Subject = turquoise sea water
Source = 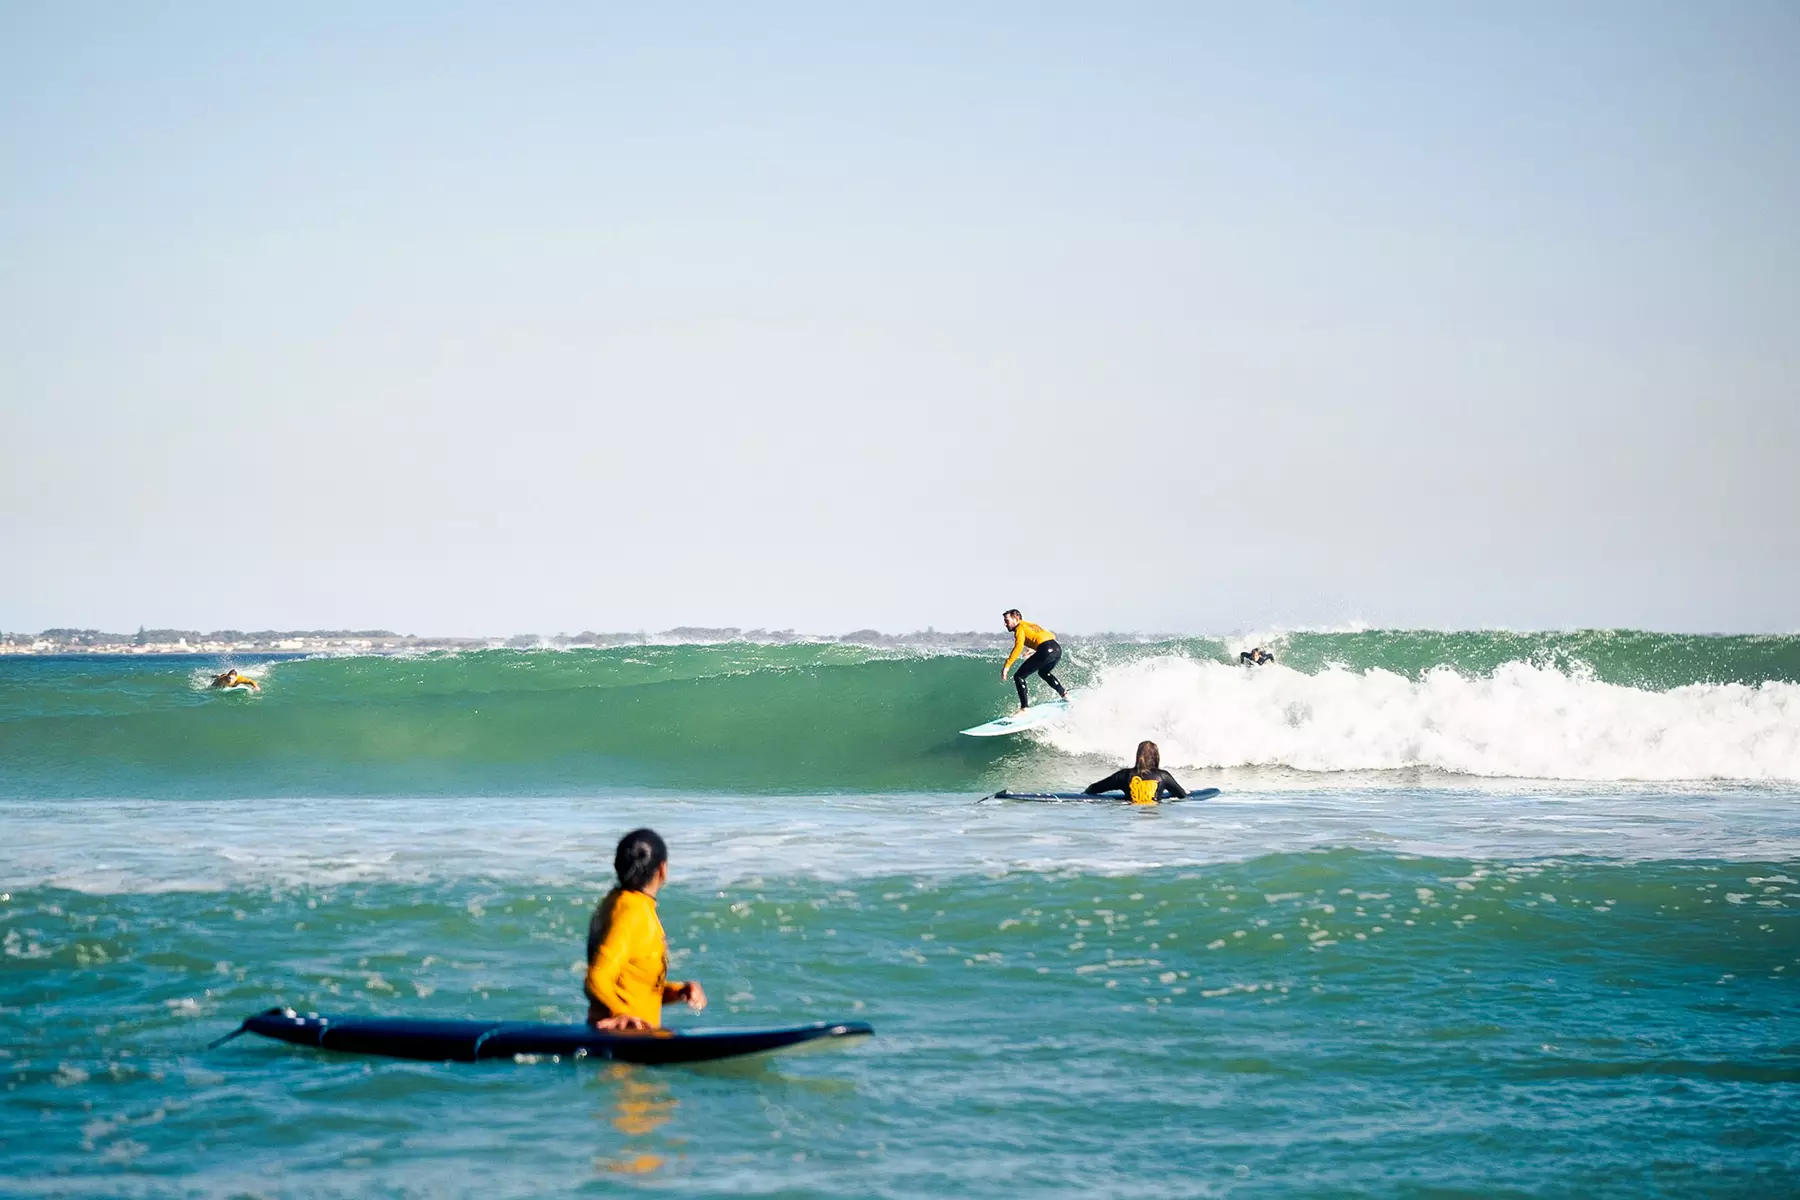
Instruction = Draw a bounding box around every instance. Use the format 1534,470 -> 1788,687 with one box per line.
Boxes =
3,638 -> 1798,1195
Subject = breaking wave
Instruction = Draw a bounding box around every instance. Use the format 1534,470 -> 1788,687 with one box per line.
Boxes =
2,630 -> 1797,796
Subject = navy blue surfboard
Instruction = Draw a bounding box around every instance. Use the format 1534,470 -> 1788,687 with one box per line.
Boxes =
986,787 -> 1221,803
215,1007 -> 872,1065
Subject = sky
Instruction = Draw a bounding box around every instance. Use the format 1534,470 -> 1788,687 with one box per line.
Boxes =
2,1 -> 1797,636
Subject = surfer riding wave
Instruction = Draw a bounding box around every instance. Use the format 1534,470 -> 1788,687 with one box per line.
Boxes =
1001,609 -> 1067,711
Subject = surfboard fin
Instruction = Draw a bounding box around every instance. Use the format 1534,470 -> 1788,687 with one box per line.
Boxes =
208,1006 -> 284,1050
206,1024 -> 250,1050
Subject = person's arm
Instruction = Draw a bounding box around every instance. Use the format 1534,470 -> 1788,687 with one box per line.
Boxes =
663,980 -> 707,1010
1158,770 -> 1188,799
1084,768 -> 1132,796
1001,626 -> 1027,677
585,900 -> 649,1027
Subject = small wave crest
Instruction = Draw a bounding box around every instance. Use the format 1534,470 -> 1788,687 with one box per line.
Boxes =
1044,656 -> 1800,782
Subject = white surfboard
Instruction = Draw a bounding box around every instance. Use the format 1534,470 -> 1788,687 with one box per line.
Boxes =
960,698 -> 1072,737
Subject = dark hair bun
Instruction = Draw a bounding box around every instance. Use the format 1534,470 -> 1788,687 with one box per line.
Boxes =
614,828 -> 669,891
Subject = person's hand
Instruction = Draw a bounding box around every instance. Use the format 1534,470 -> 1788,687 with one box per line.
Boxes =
999,669 -> 1008,680
591,1013 -> 654,1033
672,981 -> 707,1012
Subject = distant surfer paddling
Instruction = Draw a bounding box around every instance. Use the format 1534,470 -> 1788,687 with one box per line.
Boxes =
1239,647 -> 1274,667
209,668 -> 259,691
1000,609 -> 1068,712
1084,740 -> 1189,805
585,828 -> 707,1033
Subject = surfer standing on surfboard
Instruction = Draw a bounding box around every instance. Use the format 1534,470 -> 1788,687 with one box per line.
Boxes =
1001,609 -> 1068,711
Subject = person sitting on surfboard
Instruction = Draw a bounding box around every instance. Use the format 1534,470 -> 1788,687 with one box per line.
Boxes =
1083,740 -> 1189,805
585,827 -> 707,1033
210,668 -> 259,690
1001,609 -> 1067,711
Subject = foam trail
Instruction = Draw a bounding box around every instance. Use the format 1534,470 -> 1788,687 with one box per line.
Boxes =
1045,657 -> 1800,782
8,787 -> 1799,894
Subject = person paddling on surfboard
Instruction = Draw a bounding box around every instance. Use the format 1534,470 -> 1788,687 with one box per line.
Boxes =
1083,740 -> 1189,805
585,828 -> 707,1033
1001,609 -> 1068,712
210,668 -> 259,690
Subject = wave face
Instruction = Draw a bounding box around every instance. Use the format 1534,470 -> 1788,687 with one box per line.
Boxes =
1,630 -> 1798,797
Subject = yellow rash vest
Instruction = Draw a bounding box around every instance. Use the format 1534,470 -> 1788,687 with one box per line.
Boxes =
584,889 -> 669,1026
1002,621 -> 1056,673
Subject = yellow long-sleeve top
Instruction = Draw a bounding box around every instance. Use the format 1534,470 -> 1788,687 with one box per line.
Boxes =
1002,621 -> 1056,673
584,888 -> 668,1026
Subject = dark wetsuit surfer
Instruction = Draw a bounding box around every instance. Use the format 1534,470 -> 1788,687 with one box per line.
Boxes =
1000,609 -> 1067,710
1240,647 -> 1274,666
1084,740 -> 1189,805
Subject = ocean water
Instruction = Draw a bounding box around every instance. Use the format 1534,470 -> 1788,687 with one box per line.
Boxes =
2,634 -> 1797,1196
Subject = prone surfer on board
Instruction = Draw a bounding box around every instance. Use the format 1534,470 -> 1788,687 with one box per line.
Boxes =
1239,647 -> 1274,666
1084,741 -> 1189,805
585,828 -> 707,1032
210,668 -> 259,690
1000,609 -> 1068,712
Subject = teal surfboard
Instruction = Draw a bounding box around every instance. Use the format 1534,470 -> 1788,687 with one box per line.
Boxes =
960,698 -> 1071,737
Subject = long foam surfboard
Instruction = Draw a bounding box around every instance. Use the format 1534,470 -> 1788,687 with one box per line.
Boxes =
960,697 -> 1072,737
987,788 -> 1222,804
215,1007 -> 873,1066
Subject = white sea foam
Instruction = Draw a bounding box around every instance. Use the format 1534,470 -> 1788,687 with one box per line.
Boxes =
185,660 -> 283,692
1043,656 -> 1800,782
6,784 -> 1799,896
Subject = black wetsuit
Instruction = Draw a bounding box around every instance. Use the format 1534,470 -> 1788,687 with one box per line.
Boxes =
1083,768 -> 1188,800
1240,649 -> 1274,666
1014,640 -> 1066,707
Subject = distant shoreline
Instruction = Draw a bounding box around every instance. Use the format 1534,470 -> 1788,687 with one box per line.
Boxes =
1,626 -> 1785,657
0,627 -> 1016,656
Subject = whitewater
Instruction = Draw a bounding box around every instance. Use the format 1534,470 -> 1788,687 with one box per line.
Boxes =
1050,656 -> 1800,783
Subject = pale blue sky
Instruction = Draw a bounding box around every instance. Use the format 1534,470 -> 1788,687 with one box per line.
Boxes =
3,2 -> 1796,635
